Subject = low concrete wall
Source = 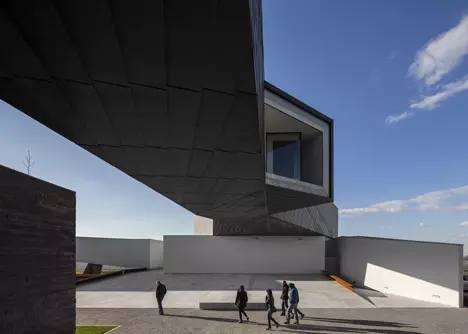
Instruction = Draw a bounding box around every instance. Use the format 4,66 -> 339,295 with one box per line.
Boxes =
76,237 -> 163,269
164,235 -> 325,274
338,236 -> 463,307
0,165 -> 76,333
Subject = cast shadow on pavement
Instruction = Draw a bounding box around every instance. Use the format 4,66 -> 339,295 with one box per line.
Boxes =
165,313 -> 422,334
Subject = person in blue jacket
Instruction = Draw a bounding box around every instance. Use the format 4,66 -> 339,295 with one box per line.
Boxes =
284,283 -> 299,324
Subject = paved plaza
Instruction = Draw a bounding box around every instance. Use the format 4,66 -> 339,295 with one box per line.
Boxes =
77,270 -> 449,309
77,308 -> 468,334
77,271 -> 466,332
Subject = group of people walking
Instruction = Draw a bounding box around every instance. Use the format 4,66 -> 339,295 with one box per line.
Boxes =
235,280 -> 305,330
156,280 -> 304,330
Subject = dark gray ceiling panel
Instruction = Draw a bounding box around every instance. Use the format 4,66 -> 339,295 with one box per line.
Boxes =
57,80 -> 120,146
131,85 -> 168,147
266,184 -> 332,215
193,90 -> 235,150
110,0 -> 166,88
94,82 -> 145,147
166,87 -> 201,149
54,0 -> 128,85
271,204 -> 338,238
0,7 -> 49,80
4,0 -> 89,83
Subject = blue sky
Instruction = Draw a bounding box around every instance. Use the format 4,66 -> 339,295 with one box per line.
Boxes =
1,0 -> 468,251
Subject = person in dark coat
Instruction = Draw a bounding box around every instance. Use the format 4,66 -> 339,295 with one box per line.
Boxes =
156,281 -> 167,315
265,289 -> 280,330
234,285 -> 249,323
280,280 -> 289,315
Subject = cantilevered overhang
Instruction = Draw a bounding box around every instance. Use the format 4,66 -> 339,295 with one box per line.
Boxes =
0,0 -> 336,238
0,0 -> 267,223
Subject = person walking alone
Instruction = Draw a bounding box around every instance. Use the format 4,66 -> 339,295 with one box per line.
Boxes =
234,285 -> 249,323
284,283 -> 299,325
280,280 -> 289,316
156,281 -> 167,315
265,289 -> 280,330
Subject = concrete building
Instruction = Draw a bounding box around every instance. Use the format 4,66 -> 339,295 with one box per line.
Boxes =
0,1 -> 465,333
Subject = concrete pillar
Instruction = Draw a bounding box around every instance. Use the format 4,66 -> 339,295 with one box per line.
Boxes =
0,166 -> 76,333
194,215 -> 213,235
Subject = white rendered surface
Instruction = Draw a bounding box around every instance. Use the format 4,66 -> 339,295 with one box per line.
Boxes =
338,237 -> 463,307
164,236 -> 325,274
193,215 -> 213,235
76,237 -> 163,269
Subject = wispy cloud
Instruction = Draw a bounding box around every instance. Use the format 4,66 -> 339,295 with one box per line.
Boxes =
460,221 -> 468,226
385,111 -> 414,124
387,51 -> 400,61
386,15 -> 468,124
408,15 -> 468,86
419,222 -> 426,228
340,184 -> 468,217
410,77 -> 468,110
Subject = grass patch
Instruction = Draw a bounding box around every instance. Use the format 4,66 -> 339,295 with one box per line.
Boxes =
76,326 -> 116,334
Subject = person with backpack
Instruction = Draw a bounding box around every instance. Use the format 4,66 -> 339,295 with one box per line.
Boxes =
265,289 -> 280,330
156,280 -> 167,315
234,285 -> 249,323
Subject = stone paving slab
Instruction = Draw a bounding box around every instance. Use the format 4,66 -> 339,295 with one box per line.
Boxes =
77,308 -> 468,334
77,270 -> 374,309
77,270 -> 451,309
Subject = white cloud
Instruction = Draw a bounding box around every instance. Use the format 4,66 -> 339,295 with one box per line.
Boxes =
460,221 -> 468,226
408,15 -> 468,87
419,222 -> 426,228
340,184 -> 468,217
385,111 -> 414,124
387,15 -> 468,123
410,77 -> 468,110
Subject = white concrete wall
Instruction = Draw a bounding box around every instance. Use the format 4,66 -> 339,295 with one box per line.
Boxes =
150,239 -> 164,269
164,236 -> 325,274
338,237 -> 463,307
76,237 -> 163,269
194,215 -> 213,235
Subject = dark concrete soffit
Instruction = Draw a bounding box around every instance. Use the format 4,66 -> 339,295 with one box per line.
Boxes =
264,81 -> 333,125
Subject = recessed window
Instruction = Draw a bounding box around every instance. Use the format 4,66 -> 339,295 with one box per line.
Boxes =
267,133 -> 301,180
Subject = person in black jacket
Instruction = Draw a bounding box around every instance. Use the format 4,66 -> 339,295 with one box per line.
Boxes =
234,285 -> 249,323
280,280 -> 289,316
156,281 -> 167,315
265,289 -> 280,330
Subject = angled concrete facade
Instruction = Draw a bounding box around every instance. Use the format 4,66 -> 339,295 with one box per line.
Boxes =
0,0 -> 335,237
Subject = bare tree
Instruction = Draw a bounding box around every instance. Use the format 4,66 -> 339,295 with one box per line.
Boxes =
22,150 -> 35,175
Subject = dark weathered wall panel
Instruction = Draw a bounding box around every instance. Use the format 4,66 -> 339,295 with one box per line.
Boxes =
0,165 -> 76,334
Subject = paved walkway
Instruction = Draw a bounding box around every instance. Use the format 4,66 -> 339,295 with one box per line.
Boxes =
77,308 -> 468,333
77,270 -> 449,309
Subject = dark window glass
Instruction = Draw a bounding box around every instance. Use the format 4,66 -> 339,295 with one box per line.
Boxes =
273,140 -> 299,179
